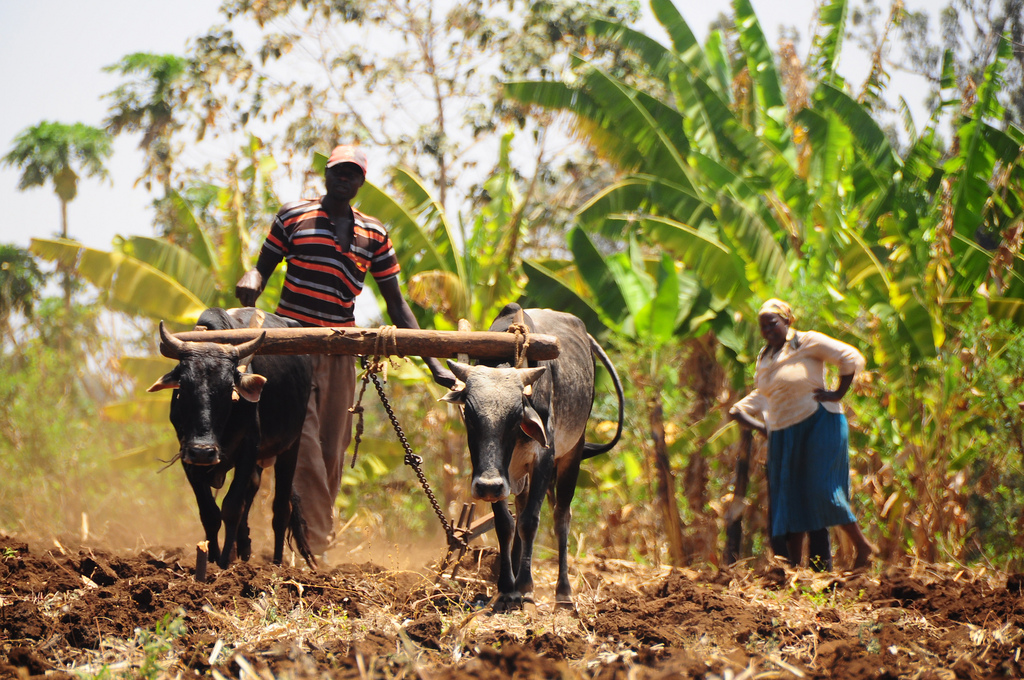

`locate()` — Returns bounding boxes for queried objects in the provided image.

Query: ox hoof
[491,593,532,613]
[554,598,577,613]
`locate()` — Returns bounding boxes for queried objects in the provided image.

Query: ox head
[147,322,268,466]
[441,360,548,502]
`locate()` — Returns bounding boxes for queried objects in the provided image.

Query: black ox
[148,307,315,569]
[442,303,624,609]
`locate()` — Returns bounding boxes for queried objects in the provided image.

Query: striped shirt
[255,198,400,327]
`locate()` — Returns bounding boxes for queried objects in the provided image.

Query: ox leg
[271,443,307,566]
[236,465,263,562]
[551,439,583,608]
[491,499,517,611]
[218,451,259,569]
[184,464,223,565]
[511,446,555,605]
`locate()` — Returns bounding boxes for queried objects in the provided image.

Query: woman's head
[758,298,793,347]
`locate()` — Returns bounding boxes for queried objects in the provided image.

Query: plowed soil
[1,534,1023,679]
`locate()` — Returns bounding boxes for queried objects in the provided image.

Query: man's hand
[236,269,264,307]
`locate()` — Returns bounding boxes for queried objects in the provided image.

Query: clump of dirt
[1,534,1022,679]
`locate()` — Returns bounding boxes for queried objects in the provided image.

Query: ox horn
[234,331,267,361]
[237,310,267,373]
[446,360,473,383]
[159,321,185,359]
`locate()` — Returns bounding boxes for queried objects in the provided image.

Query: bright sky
[0,0,934,253]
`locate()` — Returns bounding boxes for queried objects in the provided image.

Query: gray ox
[148,308,315,569]
[442,303,624,609]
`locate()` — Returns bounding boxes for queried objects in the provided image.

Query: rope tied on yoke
[507,322,530,368]
[349,325,404,468]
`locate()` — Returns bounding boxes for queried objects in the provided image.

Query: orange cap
[326,145,368,175]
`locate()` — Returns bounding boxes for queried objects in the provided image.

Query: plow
[160,312,559,581]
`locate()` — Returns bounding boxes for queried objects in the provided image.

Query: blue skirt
[767,405,857,537]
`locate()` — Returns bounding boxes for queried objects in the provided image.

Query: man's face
[759,312,790,347]
[325,163,365,202]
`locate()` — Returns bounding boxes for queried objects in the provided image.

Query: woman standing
[730,299,875,569]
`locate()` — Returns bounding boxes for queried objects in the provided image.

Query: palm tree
[3,121,112,240]
[103,53,192,191]
[3,121,112,310]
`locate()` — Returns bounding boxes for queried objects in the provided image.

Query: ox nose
[472,473,509,503]
[183,444,220,466]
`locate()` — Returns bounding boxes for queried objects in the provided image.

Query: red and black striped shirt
[255,198,400,327]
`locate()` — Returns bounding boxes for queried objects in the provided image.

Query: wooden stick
[195,541,209,583]
[162,326,560,361]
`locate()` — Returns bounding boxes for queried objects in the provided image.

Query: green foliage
[0,310,195,543]
[506,0,1024,566]
[132,611,187,680]
[897,0,1024,125]
[0,244,47,338]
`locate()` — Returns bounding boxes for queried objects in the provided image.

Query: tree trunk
[724,428,753,565]
[649,391,686,566]
[682,335,720,513]
[60,199,71,311]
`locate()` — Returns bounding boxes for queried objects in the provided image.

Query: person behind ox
[235,144,456,560]
[729,299,876,570]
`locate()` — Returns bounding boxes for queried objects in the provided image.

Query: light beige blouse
[729,329,866,432]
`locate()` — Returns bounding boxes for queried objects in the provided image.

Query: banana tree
[522,225,747,565]
[29,137,286,464]
[353,131,530,331]
[504,0,1024,562]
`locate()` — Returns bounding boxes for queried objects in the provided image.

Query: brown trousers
[293,354,356,555]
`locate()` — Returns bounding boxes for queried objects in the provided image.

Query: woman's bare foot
[840,522,877,569]
[852,545,875,569]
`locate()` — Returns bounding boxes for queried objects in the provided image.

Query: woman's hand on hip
[814,373,855,403]
[813,388,843,402]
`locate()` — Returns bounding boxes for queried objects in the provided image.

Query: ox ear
[235,372,268,402]
[520,400,548,447]
[440,386,467,405]
[147,370,180,392]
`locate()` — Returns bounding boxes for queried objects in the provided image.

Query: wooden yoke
[161,324,561,362]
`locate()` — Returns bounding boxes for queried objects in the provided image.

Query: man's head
[326,144,368,176]
[325,145,367,203]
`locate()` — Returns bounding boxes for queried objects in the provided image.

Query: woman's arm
[814,372,854,402]
[729,388,768,435]
[730,409,767,436]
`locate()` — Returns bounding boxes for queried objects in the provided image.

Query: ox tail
[288,492,318,569]
[582,334,625,460]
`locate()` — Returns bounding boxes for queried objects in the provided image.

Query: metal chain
[361,357,461,547]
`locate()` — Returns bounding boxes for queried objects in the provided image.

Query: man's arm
[236,241,284,306]
[376,276,457,387]
[236,269,264,307]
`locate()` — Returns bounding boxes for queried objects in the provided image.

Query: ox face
[149,326,267,466]
[441,362,547,503]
